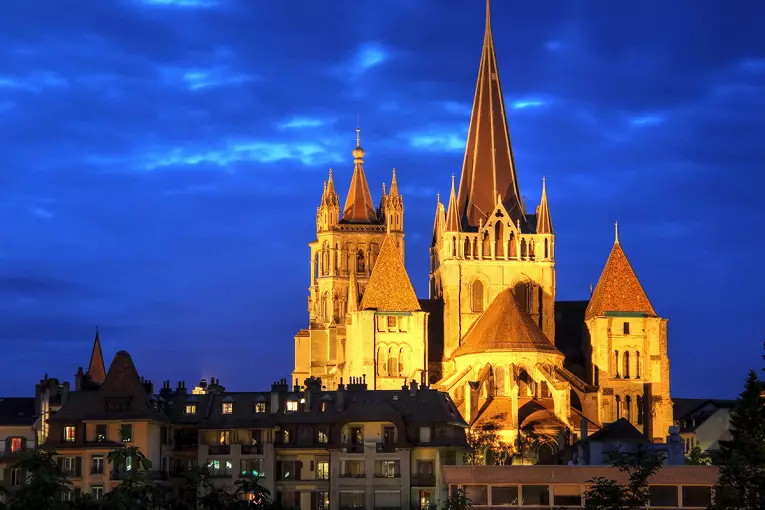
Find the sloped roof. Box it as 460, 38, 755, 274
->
453, 288, 560, 357
588, 418, 647, 443
535, 178, 553, 234
585, 241, 657, 319
88, 329, 106, 385
360, 235, 420, 312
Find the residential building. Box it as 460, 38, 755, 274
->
292, 0, 674, 452
0, 397, 37, 498
38, 334, 468, 509
673, 398, 735, 454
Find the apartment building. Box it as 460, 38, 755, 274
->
38, 340, 469, 509
0, 397, 37, 497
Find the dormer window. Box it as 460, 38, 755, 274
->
222, 402, 233, 415
185, 404, 196, 415
321, 401, 328, 412
286, 400, 298, 412
64, 425, 76, 443
255, 402, 266, 413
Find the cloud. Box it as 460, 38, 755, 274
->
131, 0, 219, 7
355, 44, 388, 71
739, 58, 765, 74
139, 140, 343, 170
0, 72, 69, 93
30, 206, 54, 219
629, 114, 665, 127
510, 98, 548, 110
545, 40, 564, 52
408, 132, 466, 152
279, 117, 327, 129
158, 66, 255, 91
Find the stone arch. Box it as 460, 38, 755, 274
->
512, 274, 535, 316
387, 346, 398, 377
398, 345, 411, 378
482, 231, 490, 258
356, 249, 366, 273
494, 221, 504, 257
463, 237, 471, 258
377, 346, 388, 377
470, 278, 486, 313
495, 366, 505, 396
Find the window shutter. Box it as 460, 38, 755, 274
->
20, 437, 27, 450
75, 457, 82, 477
4, 438, 10, 453
310, 460, 314, 471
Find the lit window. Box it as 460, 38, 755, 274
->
316, 460, 329, 479
185, 404, 196, 415
254, 402, 266, 413
321, 401, 328, 412
65, 426, 76, 443
283, 430, 291, 443
95, 424, 107, 442
317, 430, 329, 443
120, 424, 133, 442
92, 485, 104, 499
286, 400, 298, 412
219, 431, 230, 445
222, 402, 233, 414
10, 437, 22, 452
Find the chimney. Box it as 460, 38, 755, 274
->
409, 380, 418, 395
336, 378, 345, 412
666, 426, 684, 465
176, 381, 187, 395
74, 367, 85, 391
142, 379, 154, 395
271, 379, 288, 414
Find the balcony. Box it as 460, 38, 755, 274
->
241, 444, 263, 455
373, 473, 401, 478
376, 442, 396, 453
410, 473, 436, 486
208, 445, 230, 455
173, 443, 197, 453
342, 443, 364, 454
339, 473, 366, 479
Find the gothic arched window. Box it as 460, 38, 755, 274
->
356, 250, 366, 273
636, 352, 641, 378
494, 222, 504, 257
615, 395, 622, 420
387, 347, 398, 377
471, 280, 484, 313
624, 351, 631, 379
625, 395, 632, 422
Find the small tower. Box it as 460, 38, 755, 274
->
585, 225, 672, 441
316, 169, 340, 233
384, 169, 404, 233
87, 328, 106, 385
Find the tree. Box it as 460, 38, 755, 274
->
583, 447, 665, 509
685, 445, 712, 466
443, 488, 472, 510
465, 419, 515, 465
103, 444, 163, 510
711, 340, 765, 510
4, 449, 72, 510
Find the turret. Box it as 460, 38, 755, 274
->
316, 168, 340, 232
384, 169, 404, 233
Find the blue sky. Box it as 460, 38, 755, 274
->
0, 0, 763, 398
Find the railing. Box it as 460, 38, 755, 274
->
241, 444, 263, 455
342, 443, 364, 453
373, 473, 401, 478
376, 442, 396, 453
339, 473, 366, 478
410, 473, 436, 486
173, 443, 197, 452
208, 445, 230, 455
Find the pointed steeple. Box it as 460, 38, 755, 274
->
360, 235, 420, 312
445, 174, 461, 232
326, 168, 337, 199
586, 233, 657, 319
535, 177, 553, 234
88, 327, 106, 385
342, 128, 377, 223
347, 264, 359, 314
431, 193, 446, 246
378, 182, 387, 217
389, 168, 399, 196
456, 0, 524, 228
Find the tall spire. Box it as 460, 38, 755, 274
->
88, 327, 106, 385
456, 0, 524, 228
389, 168, 399, 196
342, 127, 377, 223
614, 221, 620, 244
431, 193, 446, 246
445, 174, 460, 232
535, 177, 553, 234
326, 168, 336, 198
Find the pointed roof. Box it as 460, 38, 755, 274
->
453, 288, 561, 357
326, 168, 337, 199
389, 168, 399, 196
360, 235, 420, 312
347, 265, 359, 314
342, 128, 377, 223
445, 174, 460, 232
536, 177, 553, 234
456, 0, 524, 228
585, 233, 657, 319
88, 329, 106, 385
99, 351, 147, 399
431, 193, 445, 246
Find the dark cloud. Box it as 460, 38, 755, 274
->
0, 0, 761, 397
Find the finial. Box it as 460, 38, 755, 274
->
356, 126, 361, 148
589, 282, 594, 296
382, 182, 386, 195
485, 0, 492, 31
352, 127, 365, 162
436, 191, 441, 203
328, 168, 333, 178
614, 221, 620, 244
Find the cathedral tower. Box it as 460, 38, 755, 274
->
584, 224, 673, 442
430, 0, 555, 379
293, 129, 406, 388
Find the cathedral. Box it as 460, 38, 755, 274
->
293, 1, 673, 455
